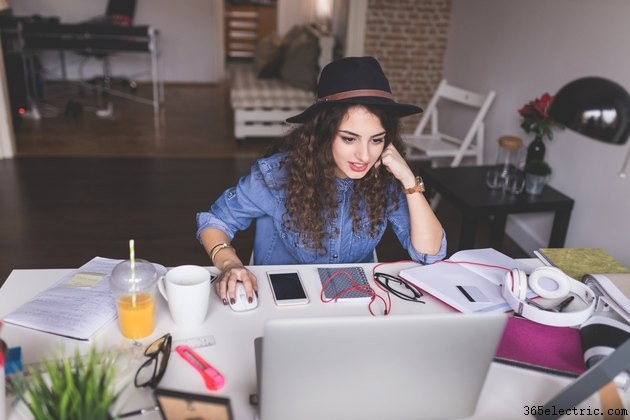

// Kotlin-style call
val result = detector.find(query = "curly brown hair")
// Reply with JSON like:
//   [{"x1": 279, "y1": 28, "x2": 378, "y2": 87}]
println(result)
[{"x1": 266, "y1": 104, "x2": 404, "y2": 253}]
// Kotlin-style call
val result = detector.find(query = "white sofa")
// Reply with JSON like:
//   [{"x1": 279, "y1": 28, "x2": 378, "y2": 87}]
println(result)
[{"x1": 229, "y1": 27, "x2": 334, "y2": 139}]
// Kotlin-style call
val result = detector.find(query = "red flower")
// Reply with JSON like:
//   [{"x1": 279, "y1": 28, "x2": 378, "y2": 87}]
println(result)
[{"x1": 519, "y1": 93, "x2": 556, "y2": 140}]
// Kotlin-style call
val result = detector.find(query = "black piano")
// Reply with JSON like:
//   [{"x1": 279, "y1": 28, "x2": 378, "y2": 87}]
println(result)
[
  {"x1": 20, "y1": 20, "x2": 156, "y2": 53},
  {"x1": 0, "y1": 15, "x2": 161, "y2": 118}
]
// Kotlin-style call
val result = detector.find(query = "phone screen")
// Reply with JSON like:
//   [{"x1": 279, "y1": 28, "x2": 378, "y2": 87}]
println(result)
[{"x1": 268, "y1": 272, "x2": 308, "y2": 303}]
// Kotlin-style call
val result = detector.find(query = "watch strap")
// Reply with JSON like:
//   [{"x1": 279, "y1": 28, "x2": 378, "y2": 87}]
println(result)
[{"x1": 403, "y1": 176, "x2": 425, "y2": 194}]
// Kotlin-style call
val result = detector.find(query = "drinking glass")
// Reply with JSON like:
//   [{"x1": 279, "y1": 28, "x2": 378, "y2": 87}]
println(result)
[
  {"x1": 505, "y1": 173, "x2": 526, "y2": 195},
  {"x1": 110, "y1": 259, "x2": 158, "y2": 340},
  {"x1": 486, "y1": 169, "x2": 504, "y2": 190}
]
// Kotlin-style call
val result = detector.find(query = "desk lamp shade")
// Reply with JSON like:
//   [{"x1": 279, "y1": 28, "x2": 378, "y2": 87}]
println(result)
[{"x1": 549, "y1": 77, "x2": 630, "y2": 145}]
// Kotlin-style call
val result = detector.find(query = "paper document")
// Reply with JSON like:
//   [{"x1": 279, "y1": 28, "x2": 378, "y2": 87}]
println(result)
[
  {"x1": 583, "y1": 273, "x2": 630, "y2": 324},
  {"x1": 3, "y1": 257, "x2": 153, "y2": 341},
  {"x1": 399, "y1": 248, "x2": 533, "y2": 313}
]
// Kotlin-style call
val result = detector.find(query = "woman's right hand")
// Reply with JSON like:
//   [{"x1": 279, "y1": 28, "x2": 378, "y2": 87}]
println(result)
[{"x1": 215, "y1": 262, "x2": 258, "y2": 305}]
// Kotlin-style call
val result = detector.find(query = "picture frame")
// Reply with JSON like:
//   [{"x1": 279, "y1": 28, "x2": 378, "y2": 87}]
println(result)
[{"x1": 153, "y1": 388, "x2": 233, "y2": 420}]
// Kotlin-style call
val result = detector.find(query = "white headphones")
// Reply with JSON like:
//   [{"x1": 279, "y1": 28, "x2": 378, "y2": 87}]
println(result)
[{"x1": 502, "y1": 266, "x2": 596, "y2": 327}]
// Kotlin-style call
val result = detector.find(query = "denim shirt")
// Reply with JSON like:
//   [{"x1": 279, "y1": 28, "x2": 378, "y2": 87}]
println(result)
[{"x1": 196, "y1": 153, "x2": 446, "y2": 265}]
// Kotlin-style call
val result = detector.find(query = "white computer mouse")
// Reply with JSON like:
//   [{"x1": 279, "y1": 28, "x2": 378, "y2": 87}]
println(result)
[{"x1": 229, "y1": 282, "x2": 258, "y2": 312}]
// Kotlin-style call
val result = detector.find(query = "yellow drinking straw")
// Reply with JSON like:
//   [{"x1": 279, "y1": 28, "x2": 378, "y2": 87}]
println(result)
[{"x1": 129, "y1": 239, "x2": 137, "y2": 308}]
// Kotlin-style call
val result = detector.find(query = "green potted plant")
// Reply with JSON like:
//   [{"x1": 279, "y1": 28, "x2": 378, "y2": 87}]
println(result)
[
  {"x1": 12, "y1": 347, "x2": 123, "y2": 420},
  {"x1": 524, "y1": 159, "x2": 552, "y2": 195}
]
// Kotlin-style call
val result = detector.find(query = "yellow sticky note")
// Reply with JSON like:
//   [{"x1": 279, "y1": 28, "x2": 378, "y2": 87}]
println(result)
[{"x1": 64, "y1": 272, "x2": 104, "y2": 288}]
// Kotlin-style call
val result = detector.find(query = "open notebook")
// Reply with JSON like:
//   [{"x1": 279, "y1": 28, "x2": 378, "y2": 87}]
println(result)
[{"x1": 399, "y1": 248, "x2": 533, "y2": 313}]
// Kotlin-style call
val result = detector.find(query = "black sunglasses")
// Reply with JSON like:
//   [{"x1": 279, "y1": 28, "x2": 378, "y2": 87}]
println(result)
[
  {"x1": 374, "y1": 272, "x2": 425, "y2": 303},
  {"x1": 134, "y1": 333, "x2": 172, "y2": 388}
]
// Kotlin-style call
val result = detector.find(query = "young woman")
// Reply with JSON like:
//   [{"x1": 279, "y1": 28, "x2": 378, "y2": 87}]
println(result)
[{"x1": 196, "y1": 57, "x2": 446, "y2": 305}]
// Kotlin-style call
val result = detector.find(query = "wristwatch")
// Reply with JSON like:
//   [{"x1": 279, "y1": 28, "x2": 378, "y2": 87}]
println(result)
[{"x1": 403, "y1": 176, "x2": 425, "y2": 194}]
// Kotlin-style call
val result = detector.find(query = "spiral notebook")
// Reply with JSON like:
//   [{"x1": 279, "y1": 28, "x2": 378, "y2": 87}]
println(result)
[{"x1": 318, "y1": 266, "x2": 372, "y2": 302}]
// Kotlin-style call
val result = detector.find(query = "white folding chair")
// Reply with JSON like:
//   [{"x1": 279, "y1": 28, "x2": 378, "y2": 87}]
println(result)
[{"x1": 403, "y1": 79, "x2": 496, "y2": 167}]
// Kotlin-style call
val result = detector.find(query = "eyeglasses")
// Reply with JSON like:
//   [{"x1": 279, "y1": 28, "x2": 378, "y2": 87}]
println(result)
[
  {"x1": 134, "y1": 333, "x2": 172, "y2": 388},
  {"x1": 374, "y1": 272, "x2": 425, "y2": 303}
]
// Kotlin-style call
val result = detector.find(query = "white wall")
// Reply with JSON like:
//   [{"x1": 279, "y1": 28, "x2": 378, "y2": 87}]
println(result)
[
  {"x1": 277, "y1": 0, "x2": 317, "y2": 35},
  {"x1": 0, "y1": 41, "x2": 16, "y2": 158},
  {"x1": 444, "y1": 0, "x2": 630, "y2": 266},
  {"x1": 12, "y1": 0, "x2": 333, "y2": 82},
  {"x1": 13, "y1": 0, "x2": 223, "y2": 83}
]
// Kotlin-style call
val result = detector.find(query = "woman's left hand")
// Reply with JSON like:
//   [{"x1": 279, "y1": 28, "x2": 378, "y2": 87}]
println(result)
[{"x1": 377, "y1": 144, "x2": 416, "y2": 189}]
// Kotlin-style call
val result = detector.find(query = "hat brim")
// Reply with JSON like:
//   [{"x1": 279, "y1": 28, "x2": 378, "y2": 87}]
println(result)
[{"x1": 286, "y1": 97, "x2": 422, "y2": 124}]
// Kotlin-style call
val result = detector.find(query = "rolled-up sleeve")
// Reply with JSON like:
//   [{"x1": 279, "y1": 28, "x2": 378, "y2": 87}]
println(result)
[
  {"x1": 387, "y1": 190, "x2": 447, "y2": 264},
  {"x1": 196, "y1": 163, "x2": 277, "y2": 241},
  {"x1": 407, "y1": 230, "x2": 447, "y2": 264}
]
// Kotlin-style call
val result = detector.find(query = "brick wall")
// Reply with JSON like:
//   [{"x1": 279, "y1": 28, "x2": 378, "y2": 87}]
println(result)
[{"x1": 363, "y1": 0, "x2": 451, "y2": 132}]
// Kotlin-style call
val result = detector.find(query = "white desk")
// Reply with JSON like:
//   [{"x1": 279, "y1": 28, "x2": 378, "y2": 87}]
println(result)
[{"x1": 1, "y1": 262, "x2": 626, "y2": 420}]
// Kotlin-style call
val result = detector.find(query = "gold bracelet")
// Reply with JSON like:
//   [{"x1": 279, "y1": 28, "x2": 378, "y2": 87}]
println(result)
[
  {"x1": 209, "y1": 242, "x2": 228, "y2": 257},
  {"x1": 210, "y1": 242, "x2": 234, "y2": 265}
]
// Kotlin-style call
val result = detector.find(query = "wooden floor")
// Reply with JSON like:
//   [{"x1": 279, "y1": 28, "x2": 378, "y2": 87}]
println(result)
[
  {"x1": 0, "y1": 83, "x2": 527, "y2": 286},
  {"x1": 15, "y1": 81, "x2": 272, "y2": 158}
]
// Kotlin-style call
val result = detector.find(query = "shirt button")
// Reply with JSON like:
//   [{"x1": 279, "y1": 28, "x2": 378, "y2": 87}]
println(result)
[{"x1": 332, "y1": 254, "x2": 338, "y2": 259}]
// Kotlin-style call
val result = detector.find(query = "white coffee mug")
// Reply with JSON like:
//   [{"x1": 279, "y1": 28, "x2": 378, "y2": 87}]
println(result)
[{"x1": 158, "y1": 265, "x2": 211, "y2": 326}]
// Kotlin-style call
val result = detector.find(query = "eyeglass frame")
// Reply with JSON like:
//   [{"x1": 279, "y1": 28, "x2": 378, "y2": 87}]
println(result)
[
  {"x1": 373, "y1": 272, "x2": 425, "y2": 303},
  {"x1": 134, "y1": 333, "x2": 172, "y2": 389}
]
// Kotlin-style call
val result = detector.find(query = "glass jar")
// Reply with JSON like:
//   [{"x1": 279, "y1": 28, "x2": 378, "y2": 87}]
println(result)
[
  {"x1": 496, "y1": 135, "x2": 524, "y2": 177},
  {"x1": 486, "y1": 136, "x2": 524, "y2": 190}
]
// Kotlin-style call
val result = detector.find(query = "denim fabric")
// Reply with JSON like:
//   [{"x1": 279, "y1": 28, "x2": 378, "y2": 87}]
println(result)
[{"x1": 196, "y1": 153, "x2": 446, "y2": 265}]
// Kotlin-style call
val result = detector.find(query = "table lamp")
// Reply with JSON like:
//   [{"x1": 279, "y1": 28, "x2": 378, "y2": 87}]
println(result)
[
  {"x1": 536, "y1": 76, "x2": 630, "y2": 418},
  {"x1": 548, "y1": 77, "x2": 630, "y2": 177}
]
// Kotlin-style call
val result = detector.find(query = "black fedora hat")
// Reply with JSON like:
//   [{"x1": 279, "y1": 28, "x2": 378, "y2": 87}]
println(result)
[{"x1": 286, "y1": 56, "x2": 422, "y2": 124}]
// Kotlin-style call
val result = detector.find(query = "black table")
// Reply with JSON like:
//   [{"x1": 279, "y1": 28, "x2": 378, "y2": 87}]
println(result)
[{"x1": 418, "y1": 165, "x2": 575, "y2": 252}]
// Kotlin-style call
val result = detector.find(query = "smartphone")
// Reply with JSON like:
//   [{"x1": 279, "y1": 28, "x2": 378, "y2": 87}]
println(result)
[{"x1": 267, "y1": 271, "x2": 309, "y2": 306}]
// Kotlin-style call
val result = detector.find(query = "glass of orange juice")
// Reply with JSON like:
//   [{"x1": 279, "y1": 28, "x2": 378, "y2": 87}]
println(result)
[{"x1": 110, "y1": 259, "x2": 158, "y2": 339}]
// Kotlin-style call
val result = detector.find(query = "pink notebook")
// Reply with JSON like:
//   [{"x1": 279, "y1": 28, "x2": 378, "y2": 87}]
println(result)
[{"x1": 494, "y1": 316, "x2": 586, "y2": 377}]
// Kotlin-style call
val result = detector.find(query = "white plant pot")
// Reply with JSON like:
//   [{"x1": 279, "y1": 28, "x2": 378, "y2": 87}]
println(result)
[{"x1": 525, "y1": 173, "x2": 546, "y2": 195}]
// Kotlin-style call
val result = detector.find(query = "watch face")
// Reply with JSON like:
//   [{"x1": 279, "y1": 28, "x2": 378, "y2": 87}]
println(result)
[{"x1": 417, "y1": 176, "x2": 425, "y2": 192}]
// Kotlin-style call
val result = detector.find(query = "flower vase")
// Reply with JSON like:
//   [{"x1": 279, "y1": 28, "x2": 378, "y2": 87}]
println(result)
[{"x1": 525, "y1": 136, "x2": 546, "y2": 165}]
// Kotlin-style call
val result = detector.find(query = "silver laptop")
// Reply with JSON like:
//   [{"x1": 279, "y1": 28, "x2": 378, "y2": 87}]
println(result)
[{"x1": 257, "y1": 313, "x2": 507, "y2": 420}]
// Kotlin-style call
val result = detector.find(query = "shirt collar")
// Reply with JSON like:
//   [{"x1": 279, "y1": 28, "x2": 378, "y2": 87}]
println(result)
[{"x1": 336, "y1": 177, "x2": 355, "y2": 191}]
